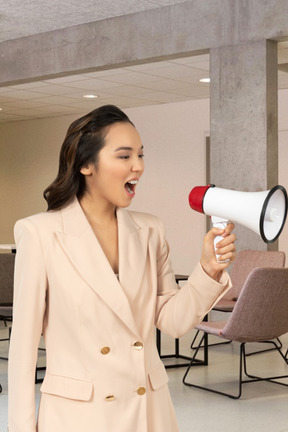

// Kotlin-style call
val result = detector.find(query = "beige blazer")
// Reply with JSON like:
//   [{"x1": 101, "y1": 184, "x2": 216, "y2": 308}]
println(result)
[{"x1": 8, "y1": 198, "x2": 231, "y2": 432}]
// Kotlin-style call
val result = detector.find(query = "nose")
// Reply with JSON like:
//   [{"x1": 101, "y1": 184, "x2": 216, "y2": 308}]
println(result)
[{"x1": 131, "y1": 156, "x2": 144, "y2": 173}]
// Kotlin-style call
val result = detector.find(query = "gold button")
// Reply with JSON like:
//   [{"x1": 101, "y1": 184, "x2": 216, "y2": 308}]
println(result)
[
  {"x1": 133, "y1": 341, "x2": 143, "y2": 350},
  {"x1": 105, "y1": 395, "x2": 115, "y2": 401},
  {"x1": 101, "y1": 346, "x2": 110, "y2": 355},
  {"x1": 137, "y1": 386, "x2": 146, "y2": 396}
]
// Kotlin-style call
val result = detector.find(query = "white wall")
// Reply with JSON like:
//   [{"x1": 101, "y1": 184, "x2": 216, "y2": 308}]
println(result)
[
  {"x1": 0, "y1": 115, "x2": 72, "y2": 232},
  {"x1": 1, "y1": 92, "x2": 288, "y2": 271}
]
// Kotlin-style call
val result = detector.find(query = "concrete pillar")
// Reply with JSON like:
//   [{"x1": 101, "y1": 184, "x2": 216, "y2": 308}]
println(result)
[{"x1": 209, "y1": 39, "x2": 278, "y2": 251}]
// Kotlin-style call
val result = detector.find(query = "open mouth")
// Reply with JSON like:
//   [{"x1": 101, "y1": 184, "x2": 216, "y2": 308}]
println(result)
[{"x1": 125, "y1": 180, "x2": 138, "y2": 195}]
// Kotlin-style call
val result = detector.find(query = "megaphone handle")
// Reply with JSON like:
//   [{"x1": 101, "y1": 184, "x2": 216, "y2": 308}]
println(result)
[{"x1": 211, "y1": 216, "x2": 229, "y2": 262}]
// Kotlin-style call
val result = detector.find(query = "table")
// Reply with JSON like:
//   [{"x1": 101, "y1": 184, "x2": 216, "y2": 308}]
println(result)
[{"x1": 156, "y1": 274, "x2": 208, "y2": 368}]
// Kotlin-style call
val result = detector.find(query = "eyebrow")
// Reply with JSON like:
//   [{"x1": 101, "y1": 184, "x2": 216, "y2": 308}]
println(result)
[{"x1": 115, "y1": 145, "x2": 144, "y2": 152}]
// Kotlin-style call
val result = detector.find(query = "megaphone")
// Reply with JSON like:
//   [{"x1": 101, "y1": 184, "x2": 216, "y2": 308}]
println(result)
[{"x1": 189, "y1": 184, "x2": 288, "y2": 256}]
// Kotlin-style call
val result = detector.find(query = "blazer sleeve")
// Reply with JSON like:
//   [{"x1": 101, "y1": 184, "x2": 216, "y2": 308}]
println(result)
[
  {"x1": 154, "y1": 217, "x2": 232, "y2": 339},
  {"x1": 8, "y1": 218, "x2": 48, "y2": 432}
]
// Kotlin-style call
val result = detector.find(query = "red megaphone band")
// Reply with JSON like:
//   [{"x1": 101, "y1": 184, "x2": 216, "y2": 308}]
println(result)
[{"x1": 188, "y1": 184, "x2": 215, "y2": 213}]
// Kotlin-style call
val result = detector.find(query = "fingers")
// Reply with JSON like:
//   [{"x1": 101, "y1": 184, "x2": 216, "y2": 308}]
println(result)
[
  {"x1": 215, "y1": 233, "x2": 236, "y2": 251},
  {"x1": 216, "y1": 222, "x2": 235, "y2": 237},
  {"x1": 216, "y1": 248, "x2": 237, "y2": 265},
  {"x1": 215, "y1": 230, "x2": 237, "y2": 264},
  {"x1": 200, "y1": 222, "x2": 237, "y2": 280}
]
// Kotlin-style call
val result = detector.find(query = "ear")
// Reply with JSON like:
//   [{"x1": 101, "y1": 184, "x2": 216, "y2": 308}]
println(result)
[{"x1": 80, "y1": 165, "x2": 93, "y2": 176}]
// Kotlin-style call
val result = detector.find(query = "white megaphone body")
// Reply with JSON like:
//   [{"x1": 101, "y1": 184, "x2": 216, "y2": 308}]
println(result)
[{"x1": 189, "y1": 184, "x2": 288, "y2": 260}]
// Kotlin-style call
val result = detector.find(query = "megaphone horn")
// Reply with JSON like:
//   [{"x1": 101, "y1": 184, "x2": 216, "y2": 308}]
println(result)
[{"x1": 189, "y1": 184, "x2": 288, "y2": 244}]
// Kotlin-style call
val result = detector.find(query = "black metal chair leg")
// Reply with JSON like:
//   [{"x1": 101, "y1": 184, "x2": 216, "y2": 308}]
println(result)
[
  {"x1": 243, "y1": 342, "x2": 288, "y2": 387},
  {"x1": 183, "y1": 338, "x2": 243, "y2": 399},
  {"x1": 183, "y1": 339, "x2": 288, "y2": 399},
  {"x1": 245, "y1": 337, "x2": 283, "y2": 357}
]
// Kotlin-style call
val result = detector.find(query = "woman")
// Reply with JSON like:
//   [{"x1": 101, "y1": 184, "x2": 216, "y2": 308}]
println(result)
[{"x1": 8, "y1": 105, "x2": 236, "y2": 432}]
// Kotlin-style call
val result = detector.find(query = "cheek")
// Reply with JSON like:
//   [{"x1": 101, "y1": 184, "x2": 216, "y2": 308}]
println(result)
[
  {"x1": 97, "y1": 159, "x2": 130, "y2": 185},
  {"x1": 110, "y1": 165, "x2": 129, "y2": 179},
  {"x1": 101, "y1": 169, "x2": 127, "y2": 191}
]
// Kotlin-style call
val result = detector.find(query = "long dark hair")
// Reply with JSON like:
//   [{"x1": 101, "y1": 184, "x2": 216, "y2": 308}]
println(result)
[{"x1": 43, "y1": 105, "x2": 134, "y2": 211}]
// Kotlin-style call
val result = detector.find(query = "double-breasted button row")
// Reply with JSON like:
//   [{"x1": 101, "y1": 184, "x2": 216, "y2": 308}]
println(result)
[
  {"x1": 101, "y1": 342, "x2": 143, "y2": 354},
  {"x1": 102, "y1": 342, "x2": 145, "y2": 402}
]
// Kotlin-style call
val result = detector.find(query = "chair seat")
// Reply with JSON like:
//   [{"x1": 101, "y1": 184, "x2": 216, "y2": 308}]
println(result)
[
  {"x1": 212, "y1": 298, "x2": 236, "y2": 312},
  {"x1": 196, "y1": 321, "x2": 227, "y2": 336}
]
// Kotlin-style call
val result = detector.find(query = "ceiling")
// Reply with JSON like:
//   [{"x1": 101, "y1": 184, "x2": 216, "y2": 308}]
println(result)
[
  {"x1": 1, "y1": 0, "x2": 288, "y2": 123},
  {"x1": 0, "y1": 0, "x2": 189, "y2": 43}
]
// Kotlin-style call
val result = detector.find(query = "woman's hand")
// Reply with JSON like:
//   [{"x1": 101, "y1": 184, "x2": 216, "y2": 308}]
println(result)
[{"x1": 200, "y1": 223, "x2": 237, "y2": 282}]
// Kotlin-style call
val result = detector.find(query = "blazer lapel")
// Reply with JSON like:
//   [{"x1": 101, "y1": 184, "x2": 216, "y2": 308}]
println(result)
[{"x1": 56, "y1": 198, "x2": 143, "y2": 337}]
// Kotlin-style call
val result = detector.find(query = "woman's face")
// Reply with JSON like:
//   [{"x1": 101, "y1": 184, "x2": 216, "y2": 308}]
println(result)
[{"x1": 81, "y1": 122, "x2": 145, "y2": 208}]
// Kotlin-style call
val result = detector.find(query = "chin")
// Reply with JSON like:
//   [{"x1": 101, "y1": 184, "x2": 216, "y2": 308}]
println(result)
[
  {"x1": 113, "y1": 193, "x2": 134, "y2": 208},
  {"x1": 118, "y1": 202, "x2": 132, "y2": 208}
]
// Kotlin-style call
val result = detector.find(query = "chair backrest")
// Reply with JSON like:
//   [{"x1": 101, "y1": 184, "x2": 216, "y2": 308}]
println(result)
[
  {"x1": 225, "y1": 249, "x2": 285, "y2": 301},
  {"x1": 0, "y1": 253, "x2": 15, "y2": 305},
  {"x1": 221, "y1": 267, "x2": 288, "y2": 343}
]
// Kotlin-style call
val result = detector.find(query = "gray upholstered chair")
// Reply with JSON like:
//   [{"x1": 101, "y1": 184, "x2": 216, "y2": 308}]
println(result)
[
  {"x1": 215, "y1": 249, "x2": 286, "y2": 312},
  {"x1": 0, "y1": 253, "x2": 15, "y2": 361},
  {"x1": 183, "y1": 267, "x2": 288, "y2": 399},
  {"x1": 191, "y1": 250, "x2": 286, "y2": 352}
]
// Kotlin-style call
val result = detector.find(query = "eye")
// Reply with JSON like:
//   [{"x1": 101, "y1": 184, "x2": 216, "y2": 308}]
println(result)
[
  {"x1": 139, "y1": 154, "x2": 144, "y2": 159},
  {"x1": 119, "y1": 155, "x2": 130, "y2": 160}
]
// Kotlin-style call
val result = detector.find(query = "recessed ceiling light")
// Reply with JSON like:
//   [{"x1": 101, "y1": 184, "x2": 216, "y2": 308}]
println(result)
[
  {"x1": 83, "y1": 94, "x2": 99, "y2": 99},
  {"x1": 199, "y1": 77, "x2": 210, "y2": 83}
]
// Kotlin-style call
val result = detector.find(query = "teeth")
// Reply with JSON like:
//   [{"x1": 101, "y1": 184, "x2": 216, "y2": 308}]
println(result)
[{"x1": 126, "y1": 180, "x2": 138, "y2": 195}]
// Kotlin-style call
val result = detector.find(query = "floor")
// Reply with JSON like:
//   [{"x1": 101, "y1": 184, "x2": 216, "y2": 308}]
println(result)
[{"x1": 1, "y1": 321, "x2": 288, "y2": 432}]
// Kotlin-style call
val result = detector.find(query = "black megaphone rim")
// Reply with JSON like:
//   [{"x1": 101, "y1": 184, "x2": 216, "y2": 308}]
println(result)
[{"x1": 259, "y1": 185, "x2": 288, "y2": 243}]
